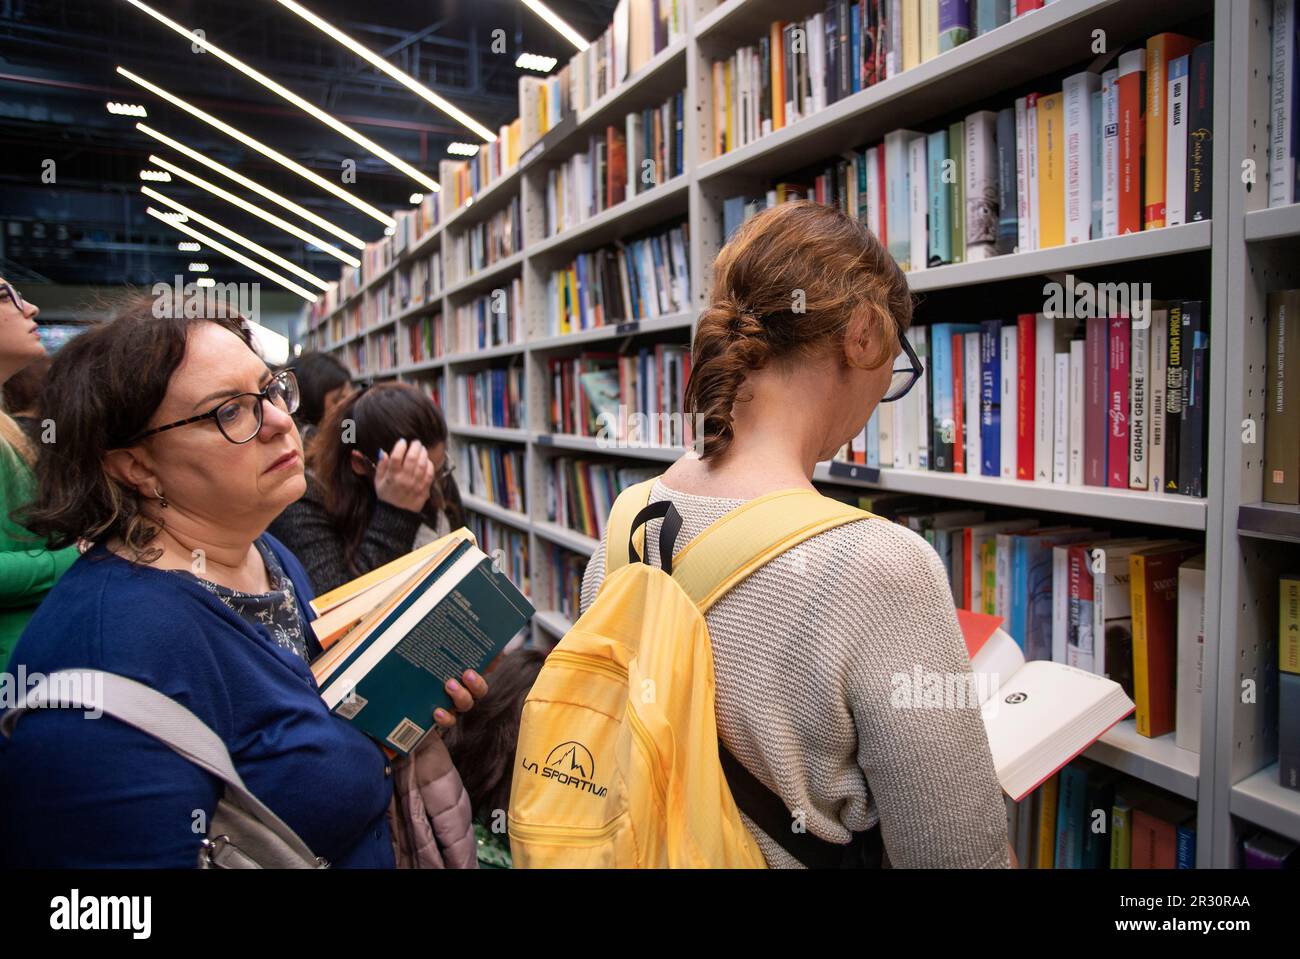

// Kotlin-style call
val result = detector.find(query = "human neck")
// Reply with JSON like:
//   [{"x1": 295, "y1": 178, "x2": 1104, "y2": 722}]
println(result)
[
  {"x1": 719, "y1": 366, "x2": 835, "y2": 484},
  {"x1": 142, "y1": 512, "x2": 267, "y2": 590}
]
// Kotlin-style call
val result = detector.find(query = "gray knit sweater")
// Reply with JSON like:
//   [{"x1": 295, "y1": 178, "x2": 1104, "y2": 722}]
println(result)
[{"x1": 579, "y1": 479, "x2": 1010, "y2": 869}]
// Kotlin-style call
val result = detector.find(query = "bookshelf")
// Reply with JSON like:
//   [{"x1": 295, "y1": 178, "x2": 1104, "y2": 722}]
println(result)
[{"x1": 301, "y1": 0, "x2": 1299, "y2": 865}]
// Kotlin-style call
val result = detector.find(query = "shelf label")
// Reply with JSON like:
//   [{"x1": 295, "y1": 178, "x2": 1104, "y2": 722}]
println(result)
[
  {"x1": 828, "y1": 461, "x2": 880, "y2": 484},
  {"x1": 535, "y1": 434, "x2": 553, "y2": 445},
  {"x1": 616, "y1": 321, "x2": 640, "y2": 335}
]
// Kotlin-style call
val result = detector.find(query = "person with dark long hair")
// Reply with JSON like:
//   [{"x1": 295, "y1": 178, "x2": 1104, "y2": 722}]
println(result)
[
  {"x1": 282, "y1": 350, "x2": 351, "y2": 445},
  {"x1": 269, "y1": 381, "x2": 465, "y2": 595}
]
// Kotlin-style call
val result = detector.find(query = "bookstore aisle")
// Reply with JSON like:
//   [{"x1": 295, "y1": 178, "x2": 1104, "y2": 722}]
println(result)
[{"x1": 302, "y1": 0, "x2": 1300, "y2": 868}]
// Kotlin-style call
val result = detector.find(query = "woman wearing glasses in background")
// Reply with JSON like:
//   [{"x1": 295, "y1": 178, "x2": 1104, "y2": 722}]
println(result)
[
  {"x1": 0, "y1": 298, "x2": 484, "y2": 867},
  {"x1": 577, "y1": 201, "x2": 1013, "y2": 868},
  {"x1": 0, "y1": 278, "x2": 78, "y2": 670},
  {"x1": 268, "y1": 381, "x2": 464, "y2": 596}
]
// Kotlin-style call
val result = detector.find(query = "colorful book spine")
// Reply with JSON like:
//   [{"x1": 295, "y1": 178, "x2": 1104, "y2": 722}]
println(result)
[
  {"x1": 1037, "y1": 91, "x2": 1065, "y2": 248},
  {"x1": 1016, "y1": 313, "x2": 1036, "y2": 480},
  {"x1": 1085, "y1": 315, "x2": 1109, "y2": 486},
  {"x1": 928, "y1": 129, "x2": 953, "y2": 266},
  {"x1": 1187, "y1": 42, "x2": 1215, "y2": 223},
  {"x1": 1129, "y1": 316, "x2": 1150, "y2": 490},
  {"x1": 1000, "y1": 323, "x2": 1018, "y2": 479},
  {"x1": 1265, "y1": 290, "x2": 1300, "y2": 504},
  {"x1": 1107, "y1": 316, "x2": 1131, "y2": 489},
  {"x1": 938, "y1": 0, "x2": 970, "y2": 51},
  {"x1": 1164, "y1": 302, "x2": 1185, "y2": 493},
  {"x1": 1144, "y1": 33, "x2": 1199, "y2": 228},
  {"x1": 996, "y1": 106, "x2": 1019, "y2": 254},
  {"x1": 1117, "y1": 50, "x2": 1146, "y2": 235},
  {"x1": 981, "y1": 319, "x2": 1002, "y2": 476}
]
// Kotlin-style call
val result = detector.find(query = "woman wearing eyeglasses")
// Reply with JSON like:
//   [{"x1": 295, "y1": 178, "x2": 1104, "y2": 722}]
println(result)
[
  {"x1": 0, "y1": 298, "x2": 484, "y2": 867},
  {"x1": 268, "y1": 381, "x2": 465, "y2": 596},
  {"x1": 0, "y1": 279, "x2": 79, "y2": 670},
  {"x1": 577, "y1": 201, "x2": 1012, "y2": 868}
]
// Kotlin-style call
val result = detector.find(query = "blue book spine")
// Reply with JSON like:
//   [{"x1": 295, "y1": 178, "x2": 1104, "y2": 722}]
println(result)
[
  {"x1": 1009, "y1": 537, "x2": 1028, "y2": 648},
  {"x1": 974, "y1": 0, "x2": 1010, "y2": 34},
  {"x1": 1090, "y1": 89, "x2": 1104, "y2": 239},
  {"x1": 939, "y1": 0, "x2": 971, "y2": 51},
  {"x1": 1176, "y1": 823, "x2": 1196, "y2": 868},
  {"x1": 1025, "y1": 539, "x2": 1057, "y2": 661},
  {"x1": 1055, "y1": 764, "x2": 1088, "y2": 868},
  {"x1": 927, "y1": 129, "x2": 951, "y2": 266},
  {"x1": 850, "y1": 4, "x2": 861, "y2": 94},
  {"x1": 866, "y1": 409, "x2": 880, "y2": 467},
  {"x1": 980, "y1": 319, "x2": 1002, "y2": 475}
]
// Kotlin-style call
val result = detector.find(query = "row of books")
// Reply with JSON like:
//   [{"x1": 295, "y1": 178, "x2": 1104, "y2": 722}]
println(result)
[
  {"x1": 1266, "y1": 289, "x2": 1300, "y2": 505},
  {"x1": 1270, "y1": 0, "x2": 1300, "y2": 208},
  {"x1": 545, "y1": 457, "x2": 659, "y2": 542},
  {"x1": 415, "y1": 373, "x2": 446, "y2": 413},
  {"x1": 543, "y1": 91, "x2": 686, "y2": 237},
  {"x1": 834, "y1": 491, "x2": 1206, "y2": 744},
  {"x1": 463, "y1": 513, "x2": 531, "y2": 600},
  {"x1": 449, "y1": 278, "x2": 524, "y2": 354},
  {"x1": 836, "y1": 302, "x2": 1212, "y2": 498},
  {"x1": 390, "y1": 192, "x2": 441, "y2": 257},
  {"x1": 371, "y1": 252, "x2": 443, "y2": 327},
  {"x1": 451, "y1": 366, "x2": 526, "y2": 431},
  {"x1": 544, "y1": 544, "x2": 589, "y2": 624},
  {"x1": 1283, "y1": 574, "x2": 1299, "y2": 793},
  {"x1": 358, "y1": 331, "x2": 399, "y2": 376},
  {"x1": 437, "y1": 120, "x2": 525, "y2": 213},
  {"x1": 545, "y1": 223, "x2": 691, "y2": 337},
  {"x1": 454, "y1": 441, "x2": 527, "y2": 515},
  {"x1": 448, "y1": 196, "x2": 522, "y2": 285},
  {"x1": 518, "y1": 0, "x2": 685, "y2": 149},
  {"x1": 546, "y1": 343, "x2": 693, "y2": 447},
  {"x1": 1012, "y1": 759, "x2": 1196, "y2": 868},
  {"x1": 709, "y1": 0, "x2": 1034, "y2": 157},
  {"x1": 407, "y1": 312, "x2": 444, "y2": 365},
  {"x1": 721, "y1": 34, "x2": 1212, "y2": 267}
]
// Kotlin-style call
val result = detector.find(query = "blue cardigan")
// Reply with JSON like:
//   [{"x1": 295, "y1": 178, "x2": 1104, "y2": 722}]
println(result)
[{"x1": 0, "y1": 535, "x2": 395, "y2": 868}]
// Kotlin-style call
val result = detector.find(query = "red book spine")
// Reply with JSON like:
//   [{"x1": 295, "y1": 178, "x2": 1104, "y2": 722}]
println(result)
[
  {"x1": 1016, "y1": 313, "x2": 1036, "y2": 480},
  {"x1": 1117, "y1": 62, "x2": 1145, "y2": 235},
  {"x1": 1016, "y1": 0, "x2": 1044, "y2": 12},
  {"x1": 877, "y1": 146, "x2": 888, "y2": 249},
  {"x1": 952, "y1": 333, "x2": 966, "y2": 474},
  {"x1": 1085, "y1": 316, "x2": 1109, "y2": 486},
  {"x1": 1107, "y1": 316, "x2": 1131, "y2": 488}
]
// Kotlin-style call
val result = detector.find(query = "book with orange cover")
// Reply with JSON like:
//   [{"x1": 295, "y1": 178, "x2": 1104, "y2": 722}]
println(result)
[
  {"x1": 1117, "y1": 49, "x2": 1146, "y2": 234},
  {"x1": 770, "y1": 21, "x2": 786, "y2": 130},
  {"x1": 1144, "y1": 33, "x2": 1199, "y2": 229},
  {"x1": 1130, "y1": 541, "x2": 1201, "y2": 737},
  {"x1": 1036, "y1": 91, "x2": 1065, "y2": 248},
  {"x1": 310, "y1": 528, "x2": 475, "y2": 617}
]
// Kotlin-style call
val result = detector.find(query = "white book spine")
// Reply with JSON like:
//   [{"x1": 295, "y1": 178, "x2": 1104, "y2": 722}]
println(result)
[
  {"x1": 908, "y1": 136, "x2": 929, "y2": 272},
  {"x1": 964, "y1": 331, "x2": 983, "y2": 475},
  {"x1": 892, "y1": 389, "x2": 908, "y2": 468},
  {"x1": 884, "y1": 130, "x2": 917, "y2": 269},
  {"x1": 913, "y1": 326, "x2": 930, "y2": 470},
  {"x1": 1053, "y1": 352, "x2": 1070, "y2": 484},
  {"x1": 1129, "y1": 316, "x2": 1150, "y2": 489},
  {"x1": 1175, "y1": 561, "x2": 1206, "y2": 753},
  {"x1": 1101, "y1": 68, "x2": 1120, "y2": 238},
  {"x1": 1148, "y1": 309, "x2": 1168, "y2": 493},
  {"x1": 1271, "y1": 0, "x2": 1296, "y2": 207},
  {"x1": 865, "y1": 146, "x2": 882, "y2": 237},
  {"x1": 1166, "y1": 56, "x2": 1189, "y2": 226},
  {"x1": 1026, "y1": 96, "x2": 1041, "y2": 251},
  {"x1": 1000, "y1": 325, "x2": 1018, "y2": 479},
  {"x1": 879, "y1": 390, "x2": 895, "y2": 466},
  {"x1": 810, "y1": 13, "x2": 826, "y2": 116},
  {"x1": 965, "y1": 111, "x2": 999, "y2": 261},
  {"x1": 1063, "y1": 72, "x2": 1100, "y2": 245},
  {"x1": 887, "y1": 0, "x2": 904, "y2": 78},
  {"x1": 1034, "y1": 313, "x2": 1054, "y2": 482},
  {"x1": 1068, "y1": 339, "x2": 1085, "y2": 485},
  {"x1": 1014, "y1": 96, "x2": 1031, "y2": 253}
]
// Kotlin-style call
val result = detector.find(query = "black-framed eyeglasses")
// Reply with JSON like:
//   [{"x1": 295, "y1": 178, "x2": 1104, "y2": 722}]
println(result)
[
  {"x1": 1, "y1": 282, "x2": 27, "y2": 314},
  {"x1": 881, "y1": 335, "x2": 924, "y2": 403},
  {"x1": 121, "y1": 369, "x2": 300, "y2": 446}
]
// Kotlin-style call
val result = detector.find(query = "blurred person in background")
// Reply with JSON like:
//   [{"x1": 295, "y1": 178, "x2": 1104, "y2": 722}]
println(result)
[
  {"x1": 0, "y1": 278, "x2": 77, "y2": 668},
  {"x1": 2, "y1": 355, "x2": 51, "y2": 445},
  {"x1": 283, "y1": 350, "x2": 351, "y2": 446},
  {"x1": 269, "y1": 381, "x2": 464, "y2": 595}
]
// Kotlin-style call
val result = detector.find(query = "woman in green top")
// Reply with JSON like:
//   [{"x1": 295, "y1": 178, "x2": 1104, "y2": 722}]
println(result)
[{"x1": 0, "y1": 278, "x2": 78, "y2": 666}]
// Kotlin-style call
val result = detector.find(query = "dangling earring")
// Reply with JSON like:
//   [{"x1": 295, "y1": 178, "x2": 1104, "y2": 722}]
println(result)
[{"x1": 154, "y1": 486, "x2": 169, "y2": 509}]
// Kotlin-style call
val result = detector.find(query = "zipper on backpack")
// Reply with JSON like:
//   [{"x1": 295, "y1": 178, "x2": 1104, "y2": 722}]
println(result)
[
  {"x1": 509, "y1": 816, "x2": 624, "y2": 847},
  {"x1": 544, "y1": 649, "x2": 628, "y2": 684}
]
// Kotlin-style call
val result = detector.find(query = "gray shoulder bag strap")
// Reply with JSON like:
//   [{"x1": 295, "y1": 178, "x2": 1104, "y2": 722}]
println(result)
[{"x1": 0, "y1": 669, "x2": 328, "y2": 869}]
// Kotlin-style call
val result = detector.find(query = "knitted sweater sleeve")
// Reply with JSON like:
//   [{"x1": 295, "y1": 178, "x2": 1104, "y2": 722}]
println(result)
[{"x1": 840, "y1": 521, "x2": 1011, "y2": 868}]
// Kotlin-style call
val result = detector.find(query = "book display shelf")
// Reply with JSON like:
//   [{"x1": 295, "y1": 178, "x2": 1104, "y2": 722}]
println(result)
[{"x1": 302, "y1": 0, "x2": 1298, "y2": 865}]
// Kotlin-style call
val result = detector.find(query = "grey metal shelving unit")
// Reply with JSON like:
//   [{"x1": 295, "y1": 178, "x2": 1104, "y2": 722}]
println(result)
[{"x1": 302, "y1": 0, "x2": 1300, "y2": 865}]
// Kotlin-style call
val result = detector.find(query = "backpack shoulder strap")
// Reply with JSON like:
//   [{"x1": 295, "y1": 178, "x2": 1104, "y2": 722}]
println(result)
[
  {"x1": 672, "y1": 489, "x2": 876, "y2": 613},
  {"x1": 0, "y1": 669, "x2": 320, "y2": 865},
  {"x1": 603, "y1": 477, "x2": 660, "y2": 579}
]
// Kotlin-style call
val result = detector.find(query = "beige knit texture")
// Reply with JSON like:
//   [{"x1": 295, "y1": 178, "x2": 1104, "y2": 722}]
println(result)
[{"x1": 579, "y1": 479, "x2": 1011, "y2": 869}]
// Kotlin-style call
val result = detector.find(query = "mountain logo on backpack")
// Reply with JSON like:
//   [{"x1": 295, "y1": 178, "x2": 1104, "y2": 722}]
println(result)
[{"x1": 518, "y1": 740, "x2": 609, "y2": 798}]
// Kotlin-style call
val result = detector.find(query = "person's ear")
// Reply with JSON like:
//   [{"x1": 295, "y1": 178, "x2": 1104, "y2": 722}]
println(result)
[
  {"x1": 843, "y1": 309, "x2": 878, "y2": 371},
  {"x1": 102, "y1": 448, "x2": 160, "y2": 499},
  {"x1": 349, "y1": 449, "x2": 371, "y2": 477}
]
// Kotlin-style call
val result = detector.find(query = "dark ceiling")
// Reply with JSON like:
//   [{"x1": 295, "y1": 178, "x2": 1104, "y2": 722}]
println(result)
[{"x1": 0, "y1": 0, "x2": 618, "y2": 288}]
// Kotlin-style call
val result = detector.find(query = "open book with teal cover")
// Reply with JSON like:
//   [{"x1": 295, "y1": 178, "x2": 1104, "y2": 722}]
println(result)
[{"x1": 312, "y1": 536, "x2": 534, "y2": 755}]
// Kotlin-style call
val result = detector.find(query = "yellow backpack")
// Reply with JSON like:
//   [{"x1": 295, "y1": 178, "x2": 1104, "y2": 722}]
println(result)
[{"x1": 508, "y1": 478, "x2": 875, "y2": 868}]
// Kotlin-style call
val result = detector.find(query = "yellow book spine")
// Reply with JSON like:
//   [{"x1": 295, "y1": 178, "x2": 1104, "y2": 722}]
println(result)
[
  {"x1": 1036, "y1": 774, "x2": 1059, "y2": 869},
  {"x1": 1130, "y1": 553, "x2": 1152, "y2": 736},
  {"x1": 1144, "y1": 36, "x2": 1168, "y2": 229},
  {"x1": 920, "y1": 0, "x2": 939, "y2": 62},
  {"x1": 903, "y1": 0, "x2": 921, "y2": 71},
  {"x1": 309, "y1": 528, "x2": 475, "y2": 614},
  {"x1": 1037, "y1": 92, "x2": 1065, "y2": 248},
  {"x1": 725, "y1": 57, "x2": 734, "y2": 151},
  {"x1": 1282, "y1": 576, "x2": 1300, "y2": 675}
]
